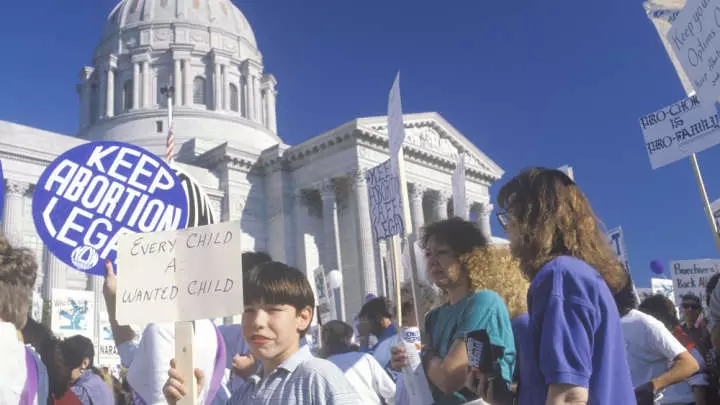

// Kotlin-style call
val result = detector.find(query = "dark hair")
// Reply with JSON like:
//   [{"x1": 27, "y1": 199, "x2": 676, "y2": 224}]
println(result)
[
  {"x1": 497, "y1": 167, "x2": 628, "y2": 292},
  {"x1": 681, "y1": 294, "x2": 702, "y2": 307},
  {"x1": 707, "y1": 273, "x2": 720, "y2": 306},
  {"x1": 60, "y1": 335, "x2": 95, "y2": 369},
  {"x1": 243, "y1": 262, "x2": 315, "y2": 335},
  {"x1": 613, "y1": 280, "x2": 637, "y2": 317},
  {"x1": 421, "y1": 217, "x2": 489, "y2": 256},
  {"x1": 242, "y1": 251, "x2": 272, "y2": 273},
  {"x1": 359, "y1": 297, "x2": 393, "y2": 320},
  {"x1": 639, "y1": 294, "x2": 679, "y2": 330},
  {"x1": 0, "y1": 233, "x2": 38, "y2": 329}
]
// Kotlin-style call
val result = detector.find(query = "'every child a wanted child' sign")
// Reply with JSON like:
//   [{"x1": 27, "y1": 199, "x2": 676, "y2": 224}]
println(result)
[
  {"x1": 115, "y1": 221, "x2": 243, "y2": 325},
  {"x1": 33, "y1": 141, "x2": 188, "y2": 275}
]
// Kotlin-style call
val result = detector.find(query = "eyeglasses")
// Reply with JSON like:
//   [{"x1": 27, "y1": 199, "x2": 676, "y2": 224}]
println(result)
[{"x1": 496, "y1": 210, "x2": 508, "y2": 229}]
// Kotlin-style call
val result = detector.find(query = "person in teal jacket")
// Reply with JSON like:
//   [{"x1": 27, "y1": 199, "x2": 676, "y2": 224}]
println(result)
[{"x1": 390, "y1": 218, "x2": 516, "y2": 405}]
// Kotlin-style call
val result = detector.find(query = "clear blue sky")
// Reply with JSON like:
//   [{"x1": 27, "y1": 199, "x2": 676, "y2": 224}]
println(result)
[{"x1": 0, "y1": 0, "x2": 717, "y2": 287}]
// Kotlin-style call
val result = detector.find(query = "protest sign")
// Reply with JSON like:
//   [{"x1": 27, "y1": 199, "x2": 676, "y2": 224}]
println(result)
[
  {"x1": 607, "y1": 227, "x2": 630, "y2": 272},
  {"x1": 636, "y1": 287, "x2": 655, "y2": 301},
  {"x1": 670, "y1": 259, "x2": 720, "y2": 304},
  {"x1": 639, "y1": 95, "x2": 720, "y2": 169},
  {"x1": 115, "y1": 220, "x2": 243, "y2": 325},
  {"x1": 30, "y1": 291, "x2": 43, "y2": 323},
  {"x1": 312, "y1": 266, "x2": 334, "y2": 323},
  {"x1": 366, "y1": 159, "x2": 405, "y2": 241},
  {"x1": 172, "y1": 165, "x2": 216, "y2": 227},
  {"x1": 51, "y1": 288, "x2": 95, "y2": 340},
  {"x1": 33, "y1": 141, "x2": 188, "y2": 276},
  {"x1": 644, "y1": 0, "x2": 694, "y2": 93},
  {"x1": 97, "y1": 302, "x2": 120, "y2": 366},
  {"x1": 651, "y1": 278, "x2": 676, "y2": 304},
  {"x1": 667, "y1": 0, "x2": 720, "y2": 105},
  {"x1": 557, "y1": 165, "x2": 575, "y2": 181}
]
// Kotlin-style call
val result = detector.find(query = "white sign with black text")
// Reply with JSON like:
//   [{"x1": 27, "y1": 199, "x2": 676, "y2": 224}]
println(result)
[
  {"x1": 115, "y1": 221, "x2": 244, "y2": 325},
  {"x1": 670, "y1": 259, "x2": 720, "y2": 304},
  {"x1": 639, "y1": 95, "x2": 720, "y2": 169}
]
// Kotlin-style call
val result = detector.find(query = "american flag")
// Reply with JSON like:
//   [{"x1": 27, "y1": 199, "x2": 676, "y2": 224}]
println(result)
[{"x1": 166, "y1": 120, "x2": 174, "y2": 162}]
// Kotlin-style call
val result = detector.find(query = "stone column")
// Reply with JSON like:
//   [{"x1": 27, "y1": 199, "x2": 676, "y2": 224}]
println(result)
[
  {"x1": 222, "y1": 65, "x2": 230, "y2": 110},
  {"x1": 253, "y1": 75, "x2": 261, "y2": 122},
  {"x1": 183, "y1": 59, "x2": 192, "y2": 106},
  {"x1": 320, "y1": 179, "x2": 341, "y2": 272},
  {"x1": 242, "y1": 75, "x2": 250, "y2": 118},
  {"x1": 173, "y1": 59, "x2": 181, "y2": 106},
  {"x1": 2, "y1": 181, "x2": 28, "y2": 247},
  {"x1": 294, "y1": 189, "x2": 309, "y2": 274},
  {"x1": 105, "y1": 66, "x2": 115, "y2": 118},
  {"x1": 132, "y1": 62, "x2": 140, "y2": 109},
  {"x1": 43, "y1": 247, "x2": 67, "y2": 300},
  {"x1": 142, "y1": 60, "x2": 151, "y2": 107},
  {"x1": 214, "y1": 62, "x2": 222, "y2": 110},
  {"x1": 351, "y1": 169, "x2": 378, "y2": 297},
  {"x1": 78, "y1": 67, "x2": 94, "y2": 129},
  {"x1": 409, "y1": 183, "x2": 426, "y2": 237},
  {"x1": 476, "y1": 203, "x2": 494, "y2": 241},
  {"x1": 432, "y1": 190, "x2": 450, "y2": 222},
  {"x1": 262, "y1": 75, "x2": 278, "y2": 133}
]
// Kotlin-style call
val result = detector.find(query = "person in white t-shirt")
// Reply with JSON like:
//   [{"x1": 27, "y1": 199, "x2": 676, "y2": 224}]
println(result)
[
  {"x1": 0, "y1": 233, "x2": 49, "y2": 405},
  {"x1": 103, "y1": 261, "x2": 220, "y2": 405},
  {"x1": 614, "y1": 282, "x2": 699, "y2": 404},
  {"x1": 321, "y1": 320, "x2": 396, "y2": 405}
]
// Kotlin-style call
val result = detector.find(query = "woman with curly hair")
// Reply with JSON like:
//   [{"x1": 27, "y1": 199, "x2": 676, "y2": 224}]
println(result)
[
  {"x1": 390, "y1": 217, "x2": 516, "y2": 405},
  {"x1": 496, "y1": 167, "x2": 634, "y2": 405}
]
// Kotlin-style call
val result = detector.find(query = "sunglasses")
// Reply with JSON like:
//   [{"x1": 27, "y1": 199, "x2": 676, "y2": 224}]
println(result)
[{"x1": 682, "y1": 303, "x2": 701, "y2": 310}]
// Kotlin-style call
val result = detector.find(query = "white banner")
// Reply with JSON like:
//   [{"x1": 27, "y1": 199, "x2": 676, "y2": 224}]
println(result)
[
  {"x1": 666, "y1": 0, "x2": 720, "y2": 105},
  {"x1": 670, "y1": 259, "x2": 720, "y2": 304},
  {"x1": 639, "y1": 95, "x2": 720, "y2": 169},
  {"x1": 51, "y1": 288, "x2": 95, "y2": 341},
  {"x1": 115, "y1": 221, "x2": 244, "y2": 325}
]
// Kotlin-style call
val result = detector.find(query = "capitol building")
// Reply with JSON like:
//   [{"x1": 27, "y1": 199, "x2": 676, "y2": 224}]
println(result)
[{"x1": 0, "y1": 0, "x2": 503, "y2": 324}]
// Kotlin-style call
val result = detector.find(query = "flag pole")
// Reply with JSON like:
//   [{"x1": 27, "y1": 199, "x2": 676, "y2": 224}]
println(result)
[{"x1": 161, "y1": 81, "x2": 175, "y2": 163}]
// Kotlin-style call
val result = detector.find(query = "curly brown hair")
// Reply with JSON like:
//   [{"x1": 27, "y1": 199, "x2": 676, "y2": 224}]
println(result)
[
  {"x1": 462, "y1": 246, "x2": 529, "y2": 319},
  {"x1": 0, "y1": 233, "x2": 38, "y2": 329},
  {"x1": 497, "y1": 167, "x2": 627, "y2": 293}
]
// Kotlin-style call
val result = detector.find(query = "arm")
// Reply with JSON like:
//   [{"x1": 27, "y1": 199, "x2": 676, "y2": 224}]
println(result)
[
  {"x1": 651, "y1": 351, "x2": 698, "y2": 390},
  {"x1": 103, "y1": 261, "x2": 136, "y2": 346},
  {"x1": 693, "y1": 386, "x2": 708, "y2": 405},
  {"x1": 368, "y1": 355, "x2": 396, "y2": 405},
  {"x1": 425, "y1": 339, "x2": 469, "y2": 395},
  {"x1": 545, "y1": 384, "x2": 589, "y2": 405}
]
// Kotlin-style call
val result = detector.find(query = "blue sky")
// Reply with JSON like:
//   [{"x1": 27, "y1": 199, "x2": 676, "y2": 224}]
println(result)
[{"x1": 0, "y1": 0, "x2": 717, "y2": 287}]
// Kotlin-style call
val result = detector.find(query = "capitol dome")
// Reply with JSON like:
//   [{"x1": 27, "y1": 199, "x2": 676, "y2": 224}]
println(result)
[
  {"x1": 79, "y1": 0, "x2": 280, "y2": 159},
  {"x1": 103, "y1": 0, "x2": 257, "y2": 50}
]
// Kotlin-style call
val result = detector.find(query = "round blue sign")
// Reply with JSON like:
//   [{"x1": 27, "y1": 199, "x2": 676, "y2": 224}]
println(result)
[{"x1": 33, "y1": 141, "x2": 189, "y2": 275}]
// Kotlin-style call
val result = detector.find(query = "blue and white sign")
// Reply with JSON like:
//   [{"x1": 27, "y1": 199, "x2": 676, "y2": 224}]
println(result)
[
  {"x1": 33, "y1": 141, "x2": 188, "y2": 275},
  {"x1": 608, "y1": 226, "x2": 630, "y2": 273}
]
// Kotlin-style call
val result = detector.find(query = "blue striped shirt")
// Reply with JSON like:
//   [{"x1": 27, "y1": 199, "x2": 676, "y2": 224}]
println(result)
[{"x1": 228, "y1": 346, "x2": 360, "y2": 405}]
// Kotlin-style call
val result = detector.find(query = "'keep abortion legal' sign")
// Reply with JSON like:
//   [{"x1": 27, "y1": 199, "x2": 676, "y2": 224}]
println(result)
[
  {"x1": 639, "y1": 95, "x2": 720, "y2": 169},
  {"x1": 115, "y1": 220, "x2": 243, "y2": 325},
  {"x1": 366, "y1": 159, "x2": 405, "y2": 241},
  {"x1": 33, "y1": 142, "x2": 188, "y2": 275}
]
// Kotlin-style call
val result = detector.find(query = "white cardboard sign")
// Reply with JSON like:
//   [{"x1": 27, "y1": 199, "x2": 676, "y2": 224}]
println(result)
[
  {"x1": 669, "y1": 259, "x2": 720, "y2": 304},
  {"x1": 115, "y1": 221, "x2": 243, "y2": 325},
  {"x1": 639, "y1": 95, "x2": 720, "y2": 169},
  {"x1": 51, "y1": 288, "x2": 95, "y2": 341},
  {"x1": 667, "y1": 0, "x2": 720, "y2": 105}
]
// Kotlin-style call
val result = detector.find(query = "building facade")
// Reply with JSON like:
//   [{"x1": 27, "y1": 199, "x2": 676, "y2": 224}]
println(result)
[{"x1": 0, "y1": 0, "x2": 503, "y2": 322}]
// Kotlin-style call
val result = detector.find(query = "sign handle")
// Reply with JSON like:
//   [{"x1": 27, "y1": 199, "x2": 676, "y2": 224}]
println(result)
[
  {"x1": 175, "y1": 321, "x2": 197, "y2": 405},
  {"x1": 390, "y1": 234, "x2": 404, "y2": 329},
  {"x1": 690, "y1": 153, "x2": 720, "y2": 253}
]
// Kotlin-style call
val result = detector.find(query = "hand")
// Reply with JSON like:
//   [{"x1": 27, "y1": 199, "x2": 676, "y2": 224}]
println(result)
[
  {"x1": 634, "y1": 381, "x2": 655, "y2": 405},
  {"x1": 163, "y1": 359, "x2": 205, "y2": 405},
  {"x1": 231, "y1": 353, "x2": 258, "y2": 380},
  {"x1": 103, "y1": 260, "x2": 117, "y2": 299},
  {"x1": 390, "y1": 345, "x2": 408, "y2": 371}
]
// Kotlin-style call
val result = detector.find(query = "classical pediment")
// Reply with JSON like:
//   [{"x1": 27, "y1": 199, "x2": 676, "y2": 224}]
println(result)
[{"x1": 356, "y1": 112, "x2": 504, "y2": 181}]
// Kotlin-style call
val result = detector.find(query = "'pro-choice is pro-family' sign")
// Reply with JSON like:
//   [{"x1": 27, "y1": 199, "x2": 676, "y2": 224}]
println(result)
[{"x1": 33, "y1": 141, "x2": 188, "y2": 275}]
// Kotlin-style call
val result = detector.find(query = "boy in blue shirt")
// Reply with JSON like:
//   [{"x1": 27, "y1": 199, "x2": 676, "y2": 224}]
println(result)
[{"x1": 164, "y1": 262, "x2": 360, "y2": 405}]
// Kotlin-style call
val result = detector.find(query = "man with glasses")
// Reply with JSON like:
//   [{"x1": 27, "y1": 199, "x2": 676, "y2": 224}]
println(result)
[{"x1": 681, "y1": 295, "x2": 713, "y2": 367}]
